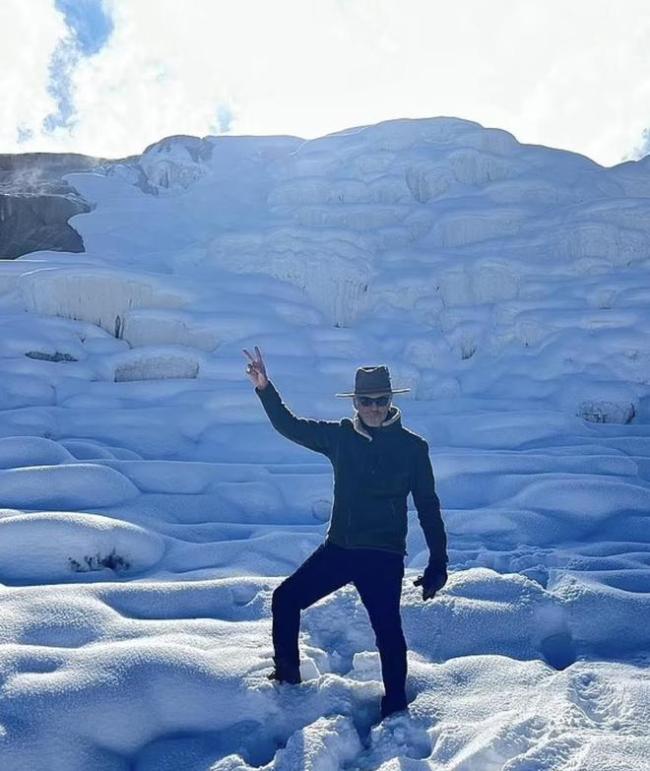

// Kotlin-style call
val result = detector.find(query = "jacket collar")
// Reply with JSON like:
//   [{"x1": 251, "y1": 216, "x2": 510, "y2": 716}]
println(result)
[{"x1": 352, "y1": 406, "x2": 401, "y2": 441}]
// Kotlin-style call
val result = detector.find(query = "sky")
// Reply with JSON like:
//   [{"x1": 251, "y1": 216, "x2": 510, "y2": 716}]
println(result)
[{"x1": 1, "y1": 0, "x2": 650, "y2": 166}]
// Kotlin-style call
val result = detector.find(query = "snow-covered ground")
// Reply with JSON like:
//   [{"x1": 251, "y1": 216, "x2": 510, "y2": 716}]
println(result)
[{"x1": 0, "y1": 117, "x2": 649, "y2": 770}]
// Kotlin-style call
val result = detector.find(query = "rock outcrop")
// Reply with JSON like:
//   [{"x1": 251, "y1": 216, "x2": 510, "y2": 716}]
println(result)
[{"x1": 0, "y1": 152, "x2": 122, "y2": 259}]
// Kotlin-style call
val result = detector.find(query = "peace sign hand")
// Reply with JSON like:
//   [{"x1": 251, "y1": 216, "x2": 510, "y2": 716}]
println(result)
[{"x1": 243, "y1": 345, "x2": 269, "y2": 390}]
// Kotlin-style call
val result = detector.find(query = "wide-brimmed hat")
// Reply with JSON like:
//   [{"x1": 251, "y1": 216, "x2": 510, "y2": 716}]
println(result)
[{"x1": 336, "y1": 365, "x2": 410, "y2": 397}]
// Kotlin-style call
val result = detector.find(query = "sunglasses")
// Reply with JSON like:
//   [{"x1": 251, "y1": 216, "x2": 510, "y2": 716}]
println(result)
[{"x1": 357, "y1": 395, "x2": 392, "y2": 407}]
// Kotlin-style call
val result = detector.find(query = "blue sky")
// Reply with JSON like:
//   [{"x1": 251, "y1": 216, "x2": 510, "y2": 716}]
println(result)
[
  {"x1": 43, "y1": 0, "x2": 114, "y2": 133},
  {"x1": 1, "y1": 0, "x2": 650, "y2": 165},
  {"x1": 56, "y1": 0, "x2": 113, "y2": 56}
]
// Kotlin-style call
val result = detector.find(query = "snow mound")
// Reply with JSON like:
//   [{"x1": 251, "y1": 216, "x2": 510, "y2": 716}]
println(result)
[
  {"x1": 512, "y1": 475, "x2": 650, "y2": 520},
  {"x1": 98, "y1": 576, "x2": 272, "y2": 622},
  {"x1": 0, "y1": 639, "x2": 270, "y2": 768},
  {"x1": 0, "y1": 313, "x2": 90, "y2": 362},
  {"x1": 429, "y1": 207, "x2": 526, "y2": 247},
  {"x1": 0, "y1": 590, "x2": 119, "y2": 647},
  {"x1": 551, "y1": 222, "x2": 650, "y2": 264},
  {"x1": 207, "y1": 229, "x2": 372, "y2": 325},
  {"x1": 260, "y1": 714, "x2": 361, "y2": 771},
  {"x1": 486, "y1": 177, "x2": 567, "y2": 204},
  {"x1": 433, "y1": 262, "x2": 521, "y2": 308},
  {"x1": 405, "y1": 162, "x2": 453, "y2": 202},
  {"x1": 121, "y1": 310, "x2": 220, "y2": 351},
  {"x1": 0, "y1": 463, "x2": 139, "y2": 508},
  {"x1": 0, "y1": 372, "x2": 57, "y2": 409},
  {"x1": 577, "y1": 399, "x2": 636, "y2": 424},
  {"x1": 18, "y1": 268, "x2": 191, "y2": 335},
  {"x1": 548, "y1": 572, "x2": 650, "y2": 655},
  {"x1": 138, "y1": 135, "x2": 213, "y2": 193},
  {"x1": 364, "y1": 115, "x2": 480, "y2": 149},
  {"x1": 425, "y1": 656, "x2": 648, "y2": 770},
  {"x1": 290, "y1": 204, "x2": 409, "y2": 230},
  {"x1": 107, "y1": 347, "x2": 202, "y2": 382},
  {"x1": 110, "y1": 460, "x2": 215, "y2": 494},
  {"x1": 460, "y1": 126, "x2": 520, "y2": 155},
  {"x1": 298, "y1": 567, "x2": 582, "y2": 671},
  {"x1": 0, "y1": 436, "x2": 74, "y2": 469},
  {"x1": 60, "y1": 440, "x2": 120, "y2": 460},
  {"x1": 447, "y1": 147, "x2": 522, "y2": 186},
  {"x1": 0, "y1": 511, "x2": 165, "y2": 582},
  {"x1": 268, "y1": 176, "x2": 411, "y2": 206}
]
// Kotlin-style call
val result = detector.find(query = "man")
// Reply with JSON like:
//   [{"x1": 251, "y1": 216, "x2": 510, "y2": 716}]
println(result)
[{"x1": 244, "y1": 345, "x2": 448, "y2": 720}]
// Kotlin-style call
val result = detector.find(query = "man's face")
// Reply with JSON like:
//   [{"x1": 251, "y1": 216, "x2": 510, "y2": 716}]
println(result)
[{"x1": 353, "y1": 392, "x2": 392, "y2": 427}]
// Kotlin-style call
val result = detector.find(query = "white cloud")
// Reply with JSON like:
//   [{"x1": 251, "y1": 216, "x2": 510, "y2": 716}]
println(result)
[
  {"x1": 0, "y1": 0, "x2": 69, "y2": 148},
  {"x1": 1, "y1": 0, "x2": 650, "y2": 165}
]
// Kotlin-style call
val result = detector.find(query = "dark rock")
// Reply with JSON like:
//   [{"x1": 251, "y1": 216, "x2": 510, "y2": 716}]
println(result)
[
  {"x1": 0, "y1": 151, "x2": 102, "y2": 181},
  {"x1": 25, "y1": 351, "x2": 78, "y2": 362},
  {"x1": 0, "y1": 192, "x2": 90, "y2": 258},
  {"x1": 0, "y1": 151, "x2": 132, "y2": 259}
]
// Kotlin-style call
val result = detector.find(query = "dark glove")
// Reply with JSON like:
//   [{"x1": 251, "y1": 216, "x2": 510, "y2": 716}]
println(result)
[{"x1": 414, "y1": 564, "x2": 448, "y2": 600}]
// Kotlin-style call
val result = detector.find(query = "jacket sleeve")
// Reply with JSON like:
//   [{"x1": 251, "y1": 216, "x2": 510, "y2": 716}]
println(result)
[
  {"x1": 255, "y1": 380, "x2": 339, "y2": 457},
  {"x1": 411, "y1": 439, "x2": 448, "y2": 568}
]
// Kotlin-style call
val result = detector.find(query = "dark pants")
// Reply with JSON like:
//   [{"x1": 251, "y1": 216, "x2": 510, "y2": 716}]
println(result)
[{"x1": 271, "y1": 541, "x2": 407, "y2": 708}]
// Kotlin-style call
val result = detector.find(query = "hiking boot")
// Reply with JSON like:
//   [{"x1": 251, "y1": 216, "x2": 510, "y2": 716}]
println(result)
[
  {"x1": 267, "y1": 659, "x2": 301, "y2": 684},
  {"x1": 267, "y1": 668, "x2": 301, "y2": 684}
]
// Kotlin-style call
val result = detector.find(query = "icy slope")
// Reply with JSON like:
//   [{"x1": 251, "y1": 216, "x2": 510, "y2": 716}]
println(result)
[
  {"x1": 52, "y1": 117, "x2": 650, "y2": 416},
  {"x1": 0, "y1": 117, "x2": 649, "y2": 769}
]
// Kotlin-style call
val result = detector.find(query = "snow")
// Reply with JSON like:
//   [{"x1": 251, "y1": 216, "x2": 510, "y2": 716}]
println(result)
[
  {"x1": 0, "y1": 511, "x2": 165, "y2": 582},
  {"x1": 18, "y1": 267, "x2": 192, "y2": 335},
  {"x1": 110, "y1": 346, "x2": 202, "y2": 382},
  {"x1": 120, "y1": 310, "x2": 220, "y2": 351},
  {"x1": 0, "y1": 463, "x2": 139, "y2": 508},
  {"x1": 0, "y1": 435, "x2": 74, "y2": 468},
  {"x1": 0, "y1": 116, "x2": 649, "y2": 769}
]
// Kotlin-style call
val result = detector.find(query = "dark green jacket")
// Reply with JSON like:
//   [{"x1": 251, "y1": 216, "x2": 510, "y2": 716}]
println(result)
[{"x1": 256, "y1": 380, "x2": 447, "y2": 565}]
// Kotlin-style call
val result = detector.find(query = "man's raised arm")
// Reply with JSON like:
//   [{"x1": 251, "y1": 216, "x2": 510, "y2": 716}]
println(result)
[{"x1": 244, "y1": 346, "x2": 338, "y2": 457}]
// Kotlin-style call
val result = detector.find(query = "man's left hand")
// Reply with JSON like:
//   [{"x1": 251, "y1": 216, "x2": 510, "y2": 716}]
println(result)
[{"x1": 414, "y1": 566, "x2": 447, "y2": 600}]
